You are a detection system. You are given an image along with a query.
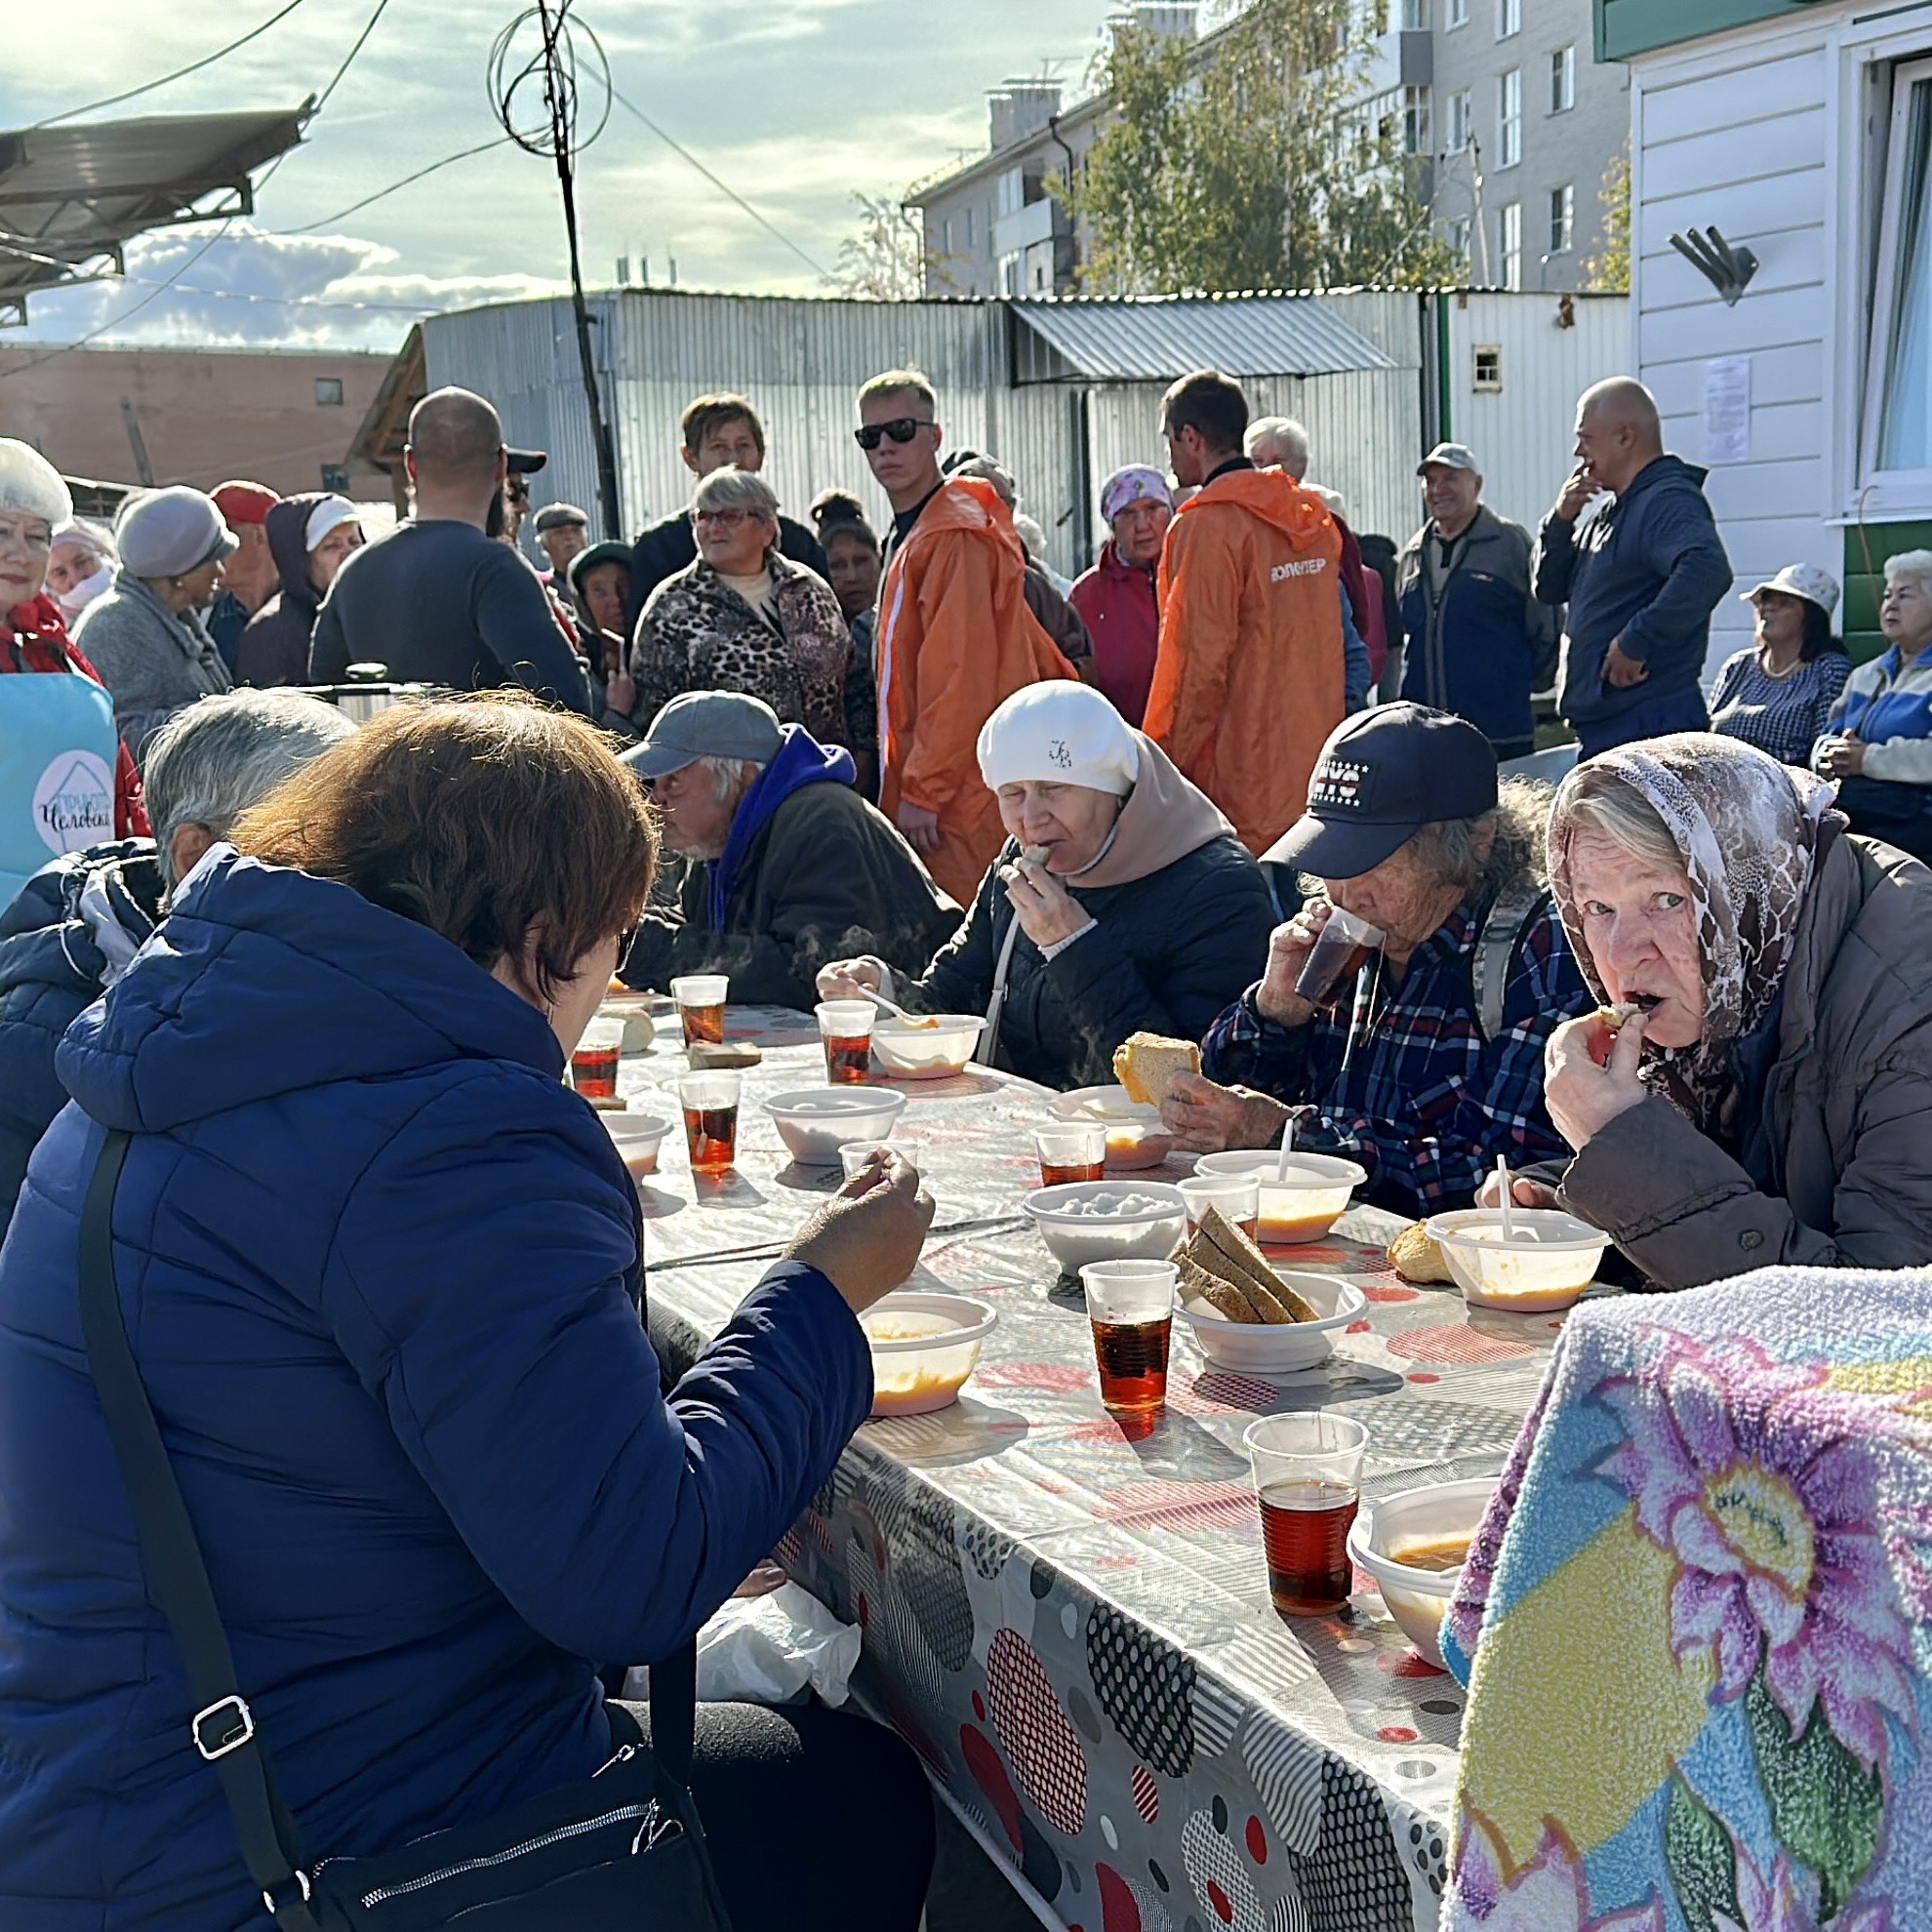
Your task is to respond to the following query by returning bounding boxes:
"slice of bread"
[1176,1253,1263,1323]
[1183,1206,1317,1324]
[1111,1032,1201,1107]
[1388,1221,1452,1285]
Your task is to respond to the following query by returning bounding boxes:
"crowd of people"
[6,353,1932,1927]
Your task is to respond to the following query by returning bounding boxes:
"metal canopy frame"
[0,103,312,326]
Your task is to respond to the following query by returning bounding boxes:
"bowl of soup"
[1347,1476,1498,1668]
[1049,1085,1174,1170]
[860,1293,997,1417]
[1422,1208,1610,1312]
[1193,1150,1367,1245]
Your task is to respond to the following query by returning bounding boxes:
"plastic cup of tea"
[677,1068,742,1175]
[1243,1413,1369,1616]
[1293,906,1384,1010]
[570,1016,625,1101]
[670,974,730,1047]
[817,1000,877,1085]
[1178,1172,1261,1241]
[1035,1121,1107,1187]
[1080,1260,1177,1417]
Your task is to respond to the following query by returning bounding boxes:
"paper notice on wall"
[1703,356,1751,463]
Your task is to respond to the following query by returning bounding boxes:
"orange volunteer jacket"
[1146,466,1346,856]
[875,478,1078,904]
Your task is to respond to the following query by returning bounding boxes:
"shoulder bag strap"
[1470,887,1543,1043]
[78,1130,702,1922]
[77,1130,324,1928]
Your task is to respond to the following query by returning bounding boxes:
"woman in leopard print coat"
[627,465,869,759]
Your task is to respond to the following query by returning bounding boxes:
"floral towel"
[1437,1265,1932,1931]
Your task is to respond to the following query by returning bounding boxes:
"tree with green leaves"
[1063,0,1461,295]
[1585,144,1631,294]
[832,192,927,302]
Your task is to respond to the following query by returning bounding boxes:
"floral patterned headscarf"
[1548,735,1837,1127]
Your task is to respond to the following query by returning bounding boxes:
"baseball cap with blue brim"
[621,690,785,781]
[1263,702,1499,880]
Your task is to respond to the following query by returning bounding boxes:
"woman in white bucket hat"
[1708,561,1848,766]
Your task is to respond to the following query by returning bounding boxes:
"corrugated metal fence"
[422,287,1629,578]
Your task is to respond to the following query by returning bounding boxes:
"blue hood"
[706,724,856,929]
[58,848,563,1133]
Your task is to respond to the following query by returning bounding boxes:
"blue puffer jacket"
[0,850,870,1931]
[0,838,161,1237]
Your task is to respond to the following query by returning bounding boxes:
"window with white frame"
[1446,0,1467,26]
[941,218,954,257]
[1447,217,1471,265]
[1497,0,1519,37]
[1864,57,1932,481]
[1500,201,1521,289]
[1498,69,1521,167]
[1550,183,1574,254]
[1447,88,1471,151]
[1402,0,1429,25]
[1550,45,1576,112]
[964,205,976,253]
[998,168,1025,219]
[1404,86,1431,155]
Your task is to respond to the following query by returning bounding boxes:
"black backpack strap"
[78,1129,325,1930]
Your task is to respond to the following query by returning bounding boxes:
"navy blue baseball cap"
[1264,703,1498,879]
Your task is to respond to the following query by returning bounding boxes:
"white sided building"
[1612,0,1932,668]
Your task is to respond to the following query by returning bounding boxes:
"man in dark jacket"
[618,690,958,1010]
[1533,378,1733,757]
[626,394,826,630]
[0,688,352,1234]
[310,387,589,713]
[1397,443,1555,759]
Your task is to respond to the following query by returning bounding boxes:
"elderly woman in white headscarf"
[44,519,117,627]
[1485,732,1932,1288]
[818,681,1274,1090]
[71,485,235,766]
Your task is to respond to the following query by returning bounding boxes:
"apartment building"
[907,0,1629,297]
[1394,0,1630,290]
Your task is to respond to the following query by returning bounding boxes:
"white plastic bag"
[624,1583,862,1710]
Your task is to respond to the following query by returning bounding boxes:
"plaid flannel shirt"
[1201,890,1590,1218]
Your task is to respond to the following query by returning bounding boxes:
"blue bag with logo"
[1,668,119,906]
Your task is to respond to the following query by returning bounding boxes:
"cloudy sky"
[1,0,1122,352]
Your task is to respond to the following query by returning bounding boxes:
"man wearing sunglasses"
[859,368,1078,905]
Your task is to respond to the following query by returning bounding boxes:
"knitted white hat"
[977,681,1139,797]
[0,438,72,525]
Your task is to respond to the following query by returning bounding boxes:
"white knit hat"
[0,438,72,525]
[977,681,1140,796]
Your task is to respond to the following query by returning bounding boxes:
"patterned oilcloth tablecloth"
[624,1008,1581,1932]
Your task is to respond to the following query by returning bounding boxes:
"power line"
[277,137,515,234]
[27,0,311,129]
[608,84,831,282]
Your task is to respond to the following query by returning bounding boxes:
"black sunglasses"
[854,417,934,453]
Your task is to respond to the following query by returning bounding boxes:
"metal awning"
[1008,294,1394,384]
[0,105,312,325]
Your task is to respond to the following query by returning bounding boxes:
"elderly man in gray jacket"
[73,486,235,766]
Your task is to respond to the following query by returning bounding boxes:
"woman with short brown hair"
[0,690,938,1930]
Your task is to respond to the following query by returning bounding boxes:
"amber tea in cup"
[1080,1260,1176,1417]
[1035,1122,1107,1187]
[816,1000,875,1085]
[677,1068,741,1175]
[670,974,729,1047]
[570,1017,624,1101]
[1244,1414,1369,1616]
[1293,906,1384,1011]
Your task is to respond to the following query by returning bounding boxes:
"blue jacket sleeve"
[476,552,592,714]
[1340,584,1370,710]
[1614,493,1733,665]
[324,1075,871,1663]
[1532,511,1579,606]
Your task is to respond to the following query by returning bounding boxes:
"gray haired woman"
[1486,731,1932,1289]
[628,465,864,762]
[72,486,235,766]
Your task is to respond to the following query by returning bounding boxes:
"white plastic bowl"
[762,1087,907,1165]
[868,1015,986,1079]
[1194,1149,1367,1244]
[603,1108,672,1181]
[1175,1271,1367,1376]
[860,1292,998,1417]
[1347,1476,1498,1668]
[1422,1207,1610,1312]
[1051,1085,1175,1170]
[1022,1181,1188,1272]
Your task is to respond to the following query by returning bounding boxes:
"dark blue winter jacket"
[0,849,870,1931]
[1533,454,1733,728]
[0,837,160,1238]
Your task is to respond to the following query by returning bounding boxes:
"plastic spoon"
[1496,1155,1514,1242]
[1275,1114,1295,1184]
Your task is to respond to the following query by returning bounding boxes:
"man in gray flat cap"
[617,690,958,1010]
[531,502,589,586]
[72,486,236,767]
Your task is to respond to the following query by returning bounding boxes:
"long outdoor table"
[619,1004,1570,1932]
